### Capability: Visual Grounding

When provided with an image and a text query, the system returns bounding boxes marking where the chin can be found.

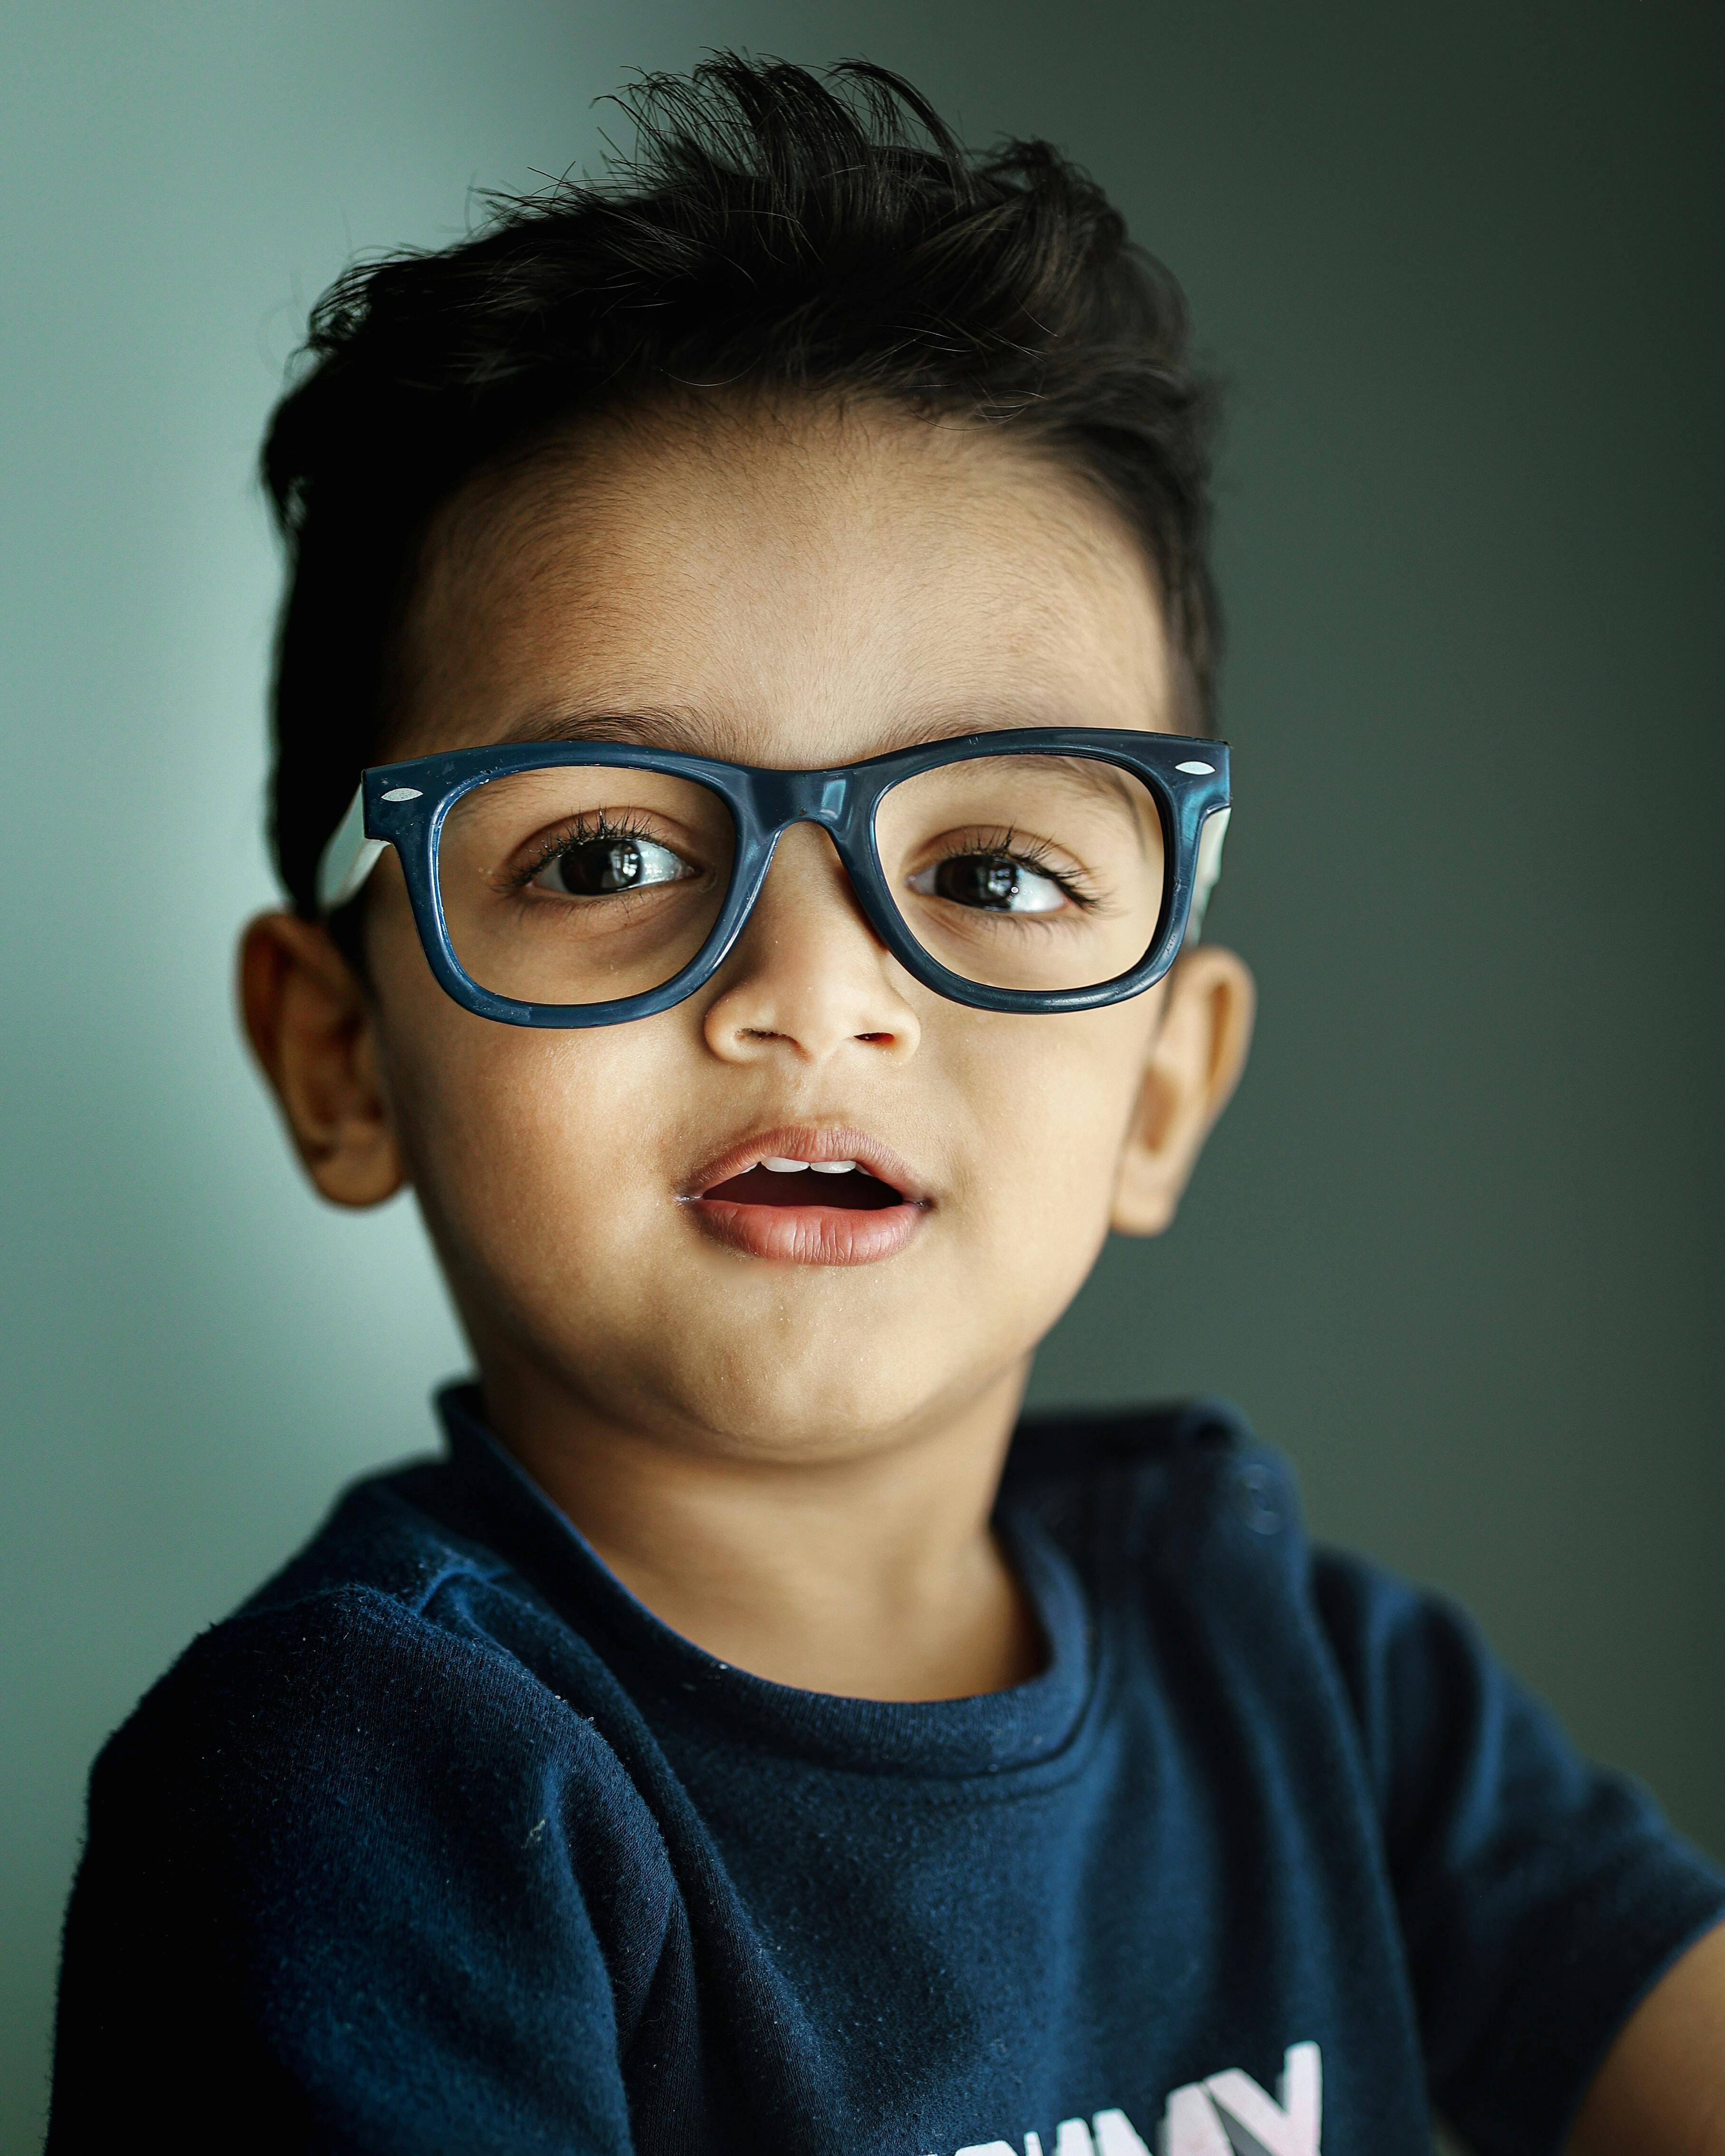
[634,1339,984,1463]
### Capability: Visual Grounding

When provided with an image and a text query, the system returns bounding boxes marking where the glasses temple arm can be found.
[1182,805,1230,947]
[314,783,388,915]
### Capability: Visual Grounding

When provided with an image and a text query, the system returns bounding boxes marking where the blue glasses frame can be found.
[315,727,1231,1028]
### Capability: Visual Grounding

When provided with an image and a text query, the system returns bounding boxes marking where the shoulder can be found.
[55,1469,668,2149]
[112,1465,537,1749]
[1004,1399,1484,1759]
[1004,1396,1305,1568]
[87,1462,657,1874]
[1008,1396,1256,1480]
[237,1454,515,1621]
[1009,1402,1536,1727]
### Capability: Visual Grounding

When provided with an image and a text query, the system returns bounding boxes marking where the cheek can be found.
[956,999,1152,1168]
[936,998,1157,1275]
[412,1033,658,1214]
[371,923,675,1299]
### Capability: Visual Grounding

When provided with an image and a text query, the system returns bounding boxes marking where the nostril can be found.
[856,1031,896,1045]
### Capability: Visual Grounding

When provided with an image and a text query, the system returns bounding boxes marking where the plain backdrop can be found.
[2,2,1720,2147]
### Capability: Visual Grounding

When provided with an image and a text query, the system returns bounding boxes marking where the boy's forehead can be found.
[389,398,1178,767]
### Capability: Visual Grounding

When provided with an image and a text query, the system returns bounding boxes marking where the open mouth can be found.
[684,1133,929,1265]
[699,1158,906,1210]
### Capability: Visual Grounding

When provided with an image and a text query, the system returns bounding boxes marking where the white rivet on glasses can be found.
[1175,761,1215,776]
[382,787,423,801]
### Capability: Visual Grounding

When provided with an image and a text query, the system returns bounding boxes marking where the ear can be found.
[238,912,407,1208]
[1111,944,1255,1236]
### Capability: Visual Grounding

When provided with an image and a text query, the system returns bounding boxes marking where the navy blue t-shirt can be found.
[50,1390,1724,2156]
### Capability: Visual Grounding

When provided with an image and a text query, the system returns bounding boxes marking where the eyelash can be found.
[926,826,1100,911]
[503,815,1095,912]
[506,812,678,891]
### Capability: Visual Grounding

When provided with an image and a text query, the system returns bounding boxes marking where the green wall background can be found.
[2,2,1719,2146]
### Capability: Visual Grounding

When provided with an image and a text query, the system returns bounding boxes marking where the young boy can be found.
[49,56,1725,2156]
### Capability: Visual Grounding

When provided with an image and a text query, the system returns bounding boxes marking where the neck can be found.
[476,1357,1044,1701]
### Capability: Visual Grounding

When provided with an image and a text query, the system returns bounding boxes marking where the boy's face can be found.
[250,400,1252,1464]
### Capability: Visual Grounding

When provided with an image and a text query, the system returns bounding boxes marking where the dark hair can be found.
[262,55,1220,916]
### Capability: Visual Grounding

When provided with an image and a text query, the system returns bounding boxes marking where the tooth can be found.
[761,1157,806,1173]
[810,1161,858,1174]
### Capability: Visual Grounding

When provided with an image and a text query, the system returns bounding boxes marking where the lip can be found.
[680,1124,932,1267]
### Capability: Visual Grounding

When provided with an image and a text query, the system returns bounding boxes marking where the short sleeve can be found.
[1312,1550,1725,2156]
[49,1587,649,2155]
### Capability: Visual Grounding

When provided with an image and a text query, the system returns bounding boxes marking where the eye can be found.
[530,835,694,897]
[907,853,1070,914]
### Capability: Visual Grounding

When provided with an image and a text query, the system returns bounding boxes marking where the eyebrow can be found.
[501,702,1146,761]
[503,706,716,752]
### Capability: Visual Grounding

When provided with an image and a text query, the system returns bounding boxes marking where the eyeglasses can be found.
[315,728,1231,1029]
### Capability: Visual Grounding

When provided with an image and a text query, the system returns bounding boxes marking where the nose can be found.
[700,823,921,1068]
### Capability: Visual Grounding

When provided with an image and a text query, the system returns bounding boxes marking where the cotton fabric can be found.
[49,1389,1725,2156]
